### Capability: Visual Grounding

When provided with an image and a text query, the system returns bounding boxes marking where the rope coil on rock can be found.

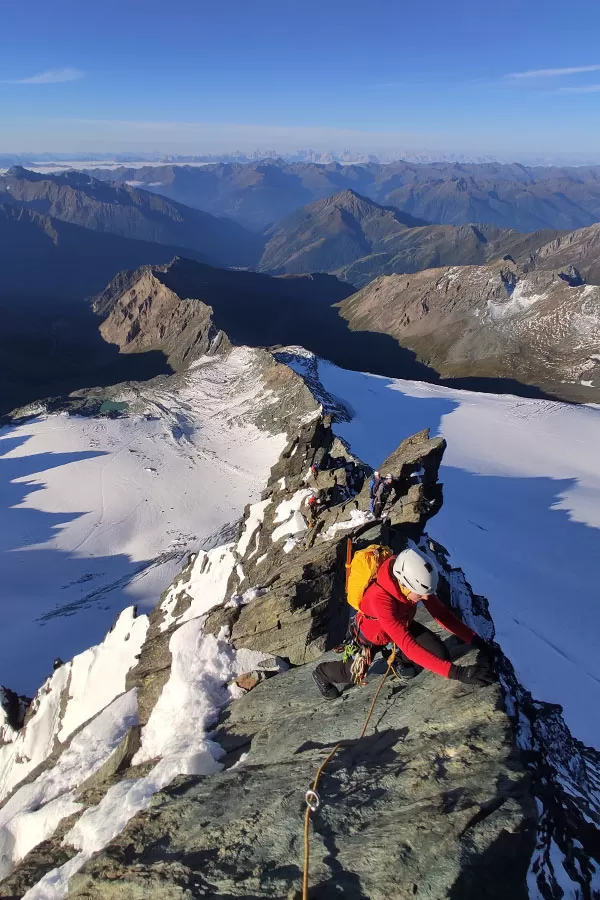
[302,647,397,900]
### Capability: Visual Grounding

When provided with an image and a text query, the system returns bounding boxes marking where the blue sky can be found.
[2,0,600,159]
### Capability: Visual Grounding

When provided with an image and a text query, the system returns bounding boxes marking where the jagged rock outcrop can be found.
[97,266,229,369]
[0,689,30,742]
[203,415,445,665]
[525,220,600,286]
[93,257,354,372]
[338,260,600,401]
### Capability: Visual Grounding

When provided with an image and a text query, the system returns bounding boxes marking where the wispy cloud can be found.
[506,64,600,80]
[2,67,84,85]
[559,83,600,94]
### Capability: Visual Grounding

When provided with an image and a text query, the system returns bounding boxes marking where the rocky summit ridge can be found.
[0,350,599,899]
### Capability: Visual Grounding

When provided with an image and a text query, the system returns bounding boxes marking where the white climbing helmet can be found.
[393,547,439,595]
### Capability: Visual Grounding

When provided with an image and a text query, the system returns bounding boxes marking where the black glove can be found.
[471,635,496,659]
[449,662,496,687]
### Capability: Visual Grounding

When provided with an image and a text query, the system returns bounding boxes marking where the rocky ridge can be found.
[526,220,600,286]
[96,266,230,370]
[0,354,598,898]
[338,260,600,402]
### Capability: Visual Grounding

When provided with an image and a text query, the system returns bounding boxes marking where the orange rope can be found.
[301,647,396,899]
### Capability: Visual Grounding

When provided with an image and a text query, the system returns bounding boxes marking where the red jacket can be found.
[358,556,476,678]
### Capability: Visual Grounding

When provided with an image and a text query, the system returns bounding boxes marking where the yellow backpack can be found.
[345,541,393,611]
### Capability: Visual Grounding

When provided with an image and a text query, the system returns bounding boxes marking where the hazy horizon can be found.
[2,0,600,163]
[4,146,600,169]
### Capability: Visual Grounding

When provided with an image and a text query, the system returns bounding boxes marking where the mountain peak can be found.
[317,189,430,227]
[4,165,42,181]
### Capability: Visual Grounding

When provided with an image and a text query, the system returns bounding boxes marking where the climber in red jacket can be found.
[313,546,496,700]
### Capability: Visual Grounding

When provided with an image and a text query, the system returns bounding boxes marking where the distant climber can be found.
[312,546,495,700]
[368,470,381,513]
[53,657,64,671]
[372,473,394,518]
[310,462,319,481]
[306,490,325,527]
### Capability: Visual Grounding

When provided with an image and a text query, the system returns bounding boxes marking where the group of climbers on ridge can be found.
[313,544,496,699]
[305,454,367,527]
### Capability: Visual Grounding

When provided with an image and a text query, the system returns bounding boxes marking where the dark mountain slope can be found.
[0,201,208,300]
[0,204,206,416]
[91,158,600,232]
[0,166,262,267]
[258,189,555,286]
[259,189,426,276]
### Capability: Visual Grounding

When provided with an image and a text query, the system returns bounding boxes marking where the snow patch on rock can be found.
[487,281,548,320]
[159,544,237,632]
[58,608,148,743]
[0,690,138,880]
[271,489,312,543]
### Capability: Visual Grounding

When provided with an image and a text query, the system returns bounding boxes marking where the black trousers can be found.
[315,621,450,686]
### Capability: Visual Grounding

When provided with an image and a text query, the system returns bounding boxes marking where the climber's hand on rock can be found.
[449,662,496,687]
[471,635,497,660]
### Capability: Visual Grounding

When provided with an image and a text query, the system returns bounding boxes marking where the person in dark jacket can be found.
[368,471,381,513]
[372,473,394,518]
[312,546,495,699]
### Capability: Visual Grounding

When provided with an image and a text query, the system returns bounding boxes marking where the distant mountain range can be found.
[0,166,261,268]
[258,190,555,287]
[3,162,600,414]
[90,158,600,233]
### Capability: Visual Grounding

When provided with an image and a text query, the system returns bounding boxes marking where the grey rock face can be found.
[0,688,30,738]
[67,629,535,900]
[203,414,445,666]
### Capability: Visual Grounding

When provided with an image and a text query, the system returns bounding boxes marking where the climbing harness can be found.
[301,646,397,900]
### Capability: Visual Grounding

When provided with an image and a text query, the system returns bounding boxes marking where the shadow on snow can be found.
[0,429,151,695]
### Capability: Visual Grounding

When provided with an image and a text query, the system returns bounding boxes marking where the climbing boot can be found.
[392,661,421,679]
[312,667,341,700]
[392,658,423,681]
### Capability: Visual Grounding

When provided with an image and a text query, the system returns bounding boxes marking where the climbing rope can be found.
[301,647,397,900]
